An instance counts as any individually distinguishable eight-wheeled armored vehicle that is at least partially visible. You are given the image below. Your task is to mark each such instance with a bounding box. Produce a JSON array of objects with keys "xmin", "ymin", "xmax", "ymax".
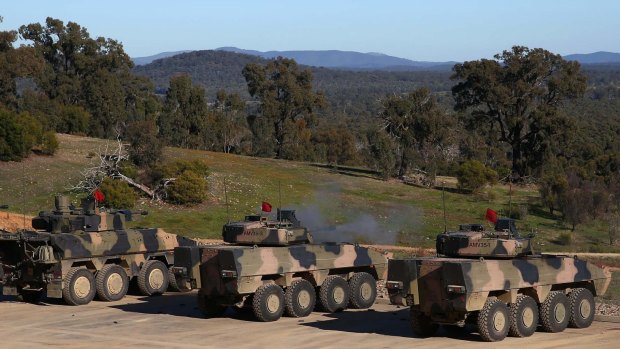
[
  {"xmin": 0, "ymin": 195, "xmax": 198, "ymax": 305},
  {"xmin": 387, "ymin": 218, "xmax": 612, "ymax": 341},
  {"xmin": 173, "ymin": 209, "xmax": 389, "ymax": 322}
]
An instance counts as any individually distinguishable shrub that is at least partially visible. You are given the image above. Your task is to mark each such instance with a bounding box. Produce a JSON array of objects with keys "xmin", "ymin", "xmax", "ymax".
[
  {"xmin": 456, "ymin": 160, "xmax": 497, "ymax": 192},
  {"xmin": 99, "ymin": 177, "xmax": 138, "ymax": 209},
  {"xmin": 167, "ymin": 170, "xmax": 208, "ymax": 205},
  {"xmin": 37, "ymin": 131, "xmax": 59, "ymax": 155},
  {"xmin": 557, "ymin": 232, "xmax": 572, "ymax": 246}
]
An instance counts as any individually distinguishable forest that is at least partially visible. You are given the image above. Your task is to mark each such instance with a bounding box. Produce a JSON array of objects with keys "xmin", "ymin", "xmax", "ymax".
[{"xmin": 2, "ymin": 17, "xmax": 620, "ymax": 232}]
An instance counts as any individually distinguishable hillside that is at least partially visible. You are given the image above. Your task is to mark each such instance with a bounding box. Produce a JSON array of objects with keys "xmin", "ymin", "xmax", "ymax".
[{"xmin": 0, "ymin": 134, "xmax": 617, "ymax": 253}]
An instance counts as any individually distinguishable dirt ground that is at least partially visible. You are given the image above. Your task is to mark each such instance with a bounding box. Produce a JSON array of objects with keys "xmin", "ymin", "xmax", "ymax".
[
  {"xmin": 0, "ymin": 293, "xmax": 618, "ymax": 349},
  {"xmin": 0, "ymin": 211, "xmax": 32, "ymax": 232}
]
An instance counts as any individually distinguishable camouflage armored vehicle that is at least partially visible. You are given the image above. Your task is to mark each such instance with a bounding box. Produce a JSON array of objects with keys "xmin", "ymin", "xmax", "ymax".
[
  {"xmin": 173, "ymin": 209, "xmax": 388, "ymax": 322},
  {"xmin": 0, "ymin": 195, "xmax": 198, "ymax": 305},
  {"xmin": 387, "ymin": 218, "xmax": 612, "ymax": 342}
]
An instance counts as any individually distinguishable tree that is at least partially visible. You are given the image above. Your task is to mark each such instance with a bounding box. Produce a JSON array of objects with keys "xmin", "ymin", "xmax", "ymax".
[
  {"xmin": 206, "ymin": 90, "xmax": 249, "ymax": 153},
  {"xmin": 451, "ymin": 46, "xmax": 587, "ymax": 178},
  {"xmin": 379, "ymin": 88, "xmax": 451, "ymax": 177},
  {"xmin": 158, "ymin": 75, "xmax": 208, "ymax": 149},
  {"xmin": 18, "ymin": 17, "xmax": 153, "ymax": 138},
  {"xmin": 242, "ymin": 57, "xmax": 325, "ymax": 158},
  {"xmin": 126, "ymin": 120, "xmax": 163, "ymax": 167}
]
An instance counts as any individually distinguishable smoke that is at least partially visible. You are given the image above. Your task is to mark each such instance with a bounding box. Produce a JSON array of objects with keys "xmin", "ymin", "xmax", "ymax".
[{"xmin": 293, "ymin": 183, "xmax": 423, "ymax": 245}]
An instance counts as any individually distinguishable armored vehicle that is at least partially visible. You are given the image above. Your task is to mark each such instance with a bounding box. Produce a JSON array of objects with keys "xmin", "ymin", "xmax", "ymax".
[
  {"xmin": 387, "ymin": 219, "xmax": 612, "ymax": 342},
  {"xmin": 173, "ymin": 209, "xmax": 388, "ymax": 322},
  {"xmin": 0, "ymin": 195, "xmax": 198, "ymax": 305}
]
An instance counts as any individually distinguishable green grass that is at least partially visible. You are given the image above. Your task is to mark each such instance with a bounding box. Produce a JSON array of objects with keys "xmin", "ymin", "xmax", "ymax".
[{"xmin": 1, "ymin": 133, "xmax": 619, "ymax": 253}]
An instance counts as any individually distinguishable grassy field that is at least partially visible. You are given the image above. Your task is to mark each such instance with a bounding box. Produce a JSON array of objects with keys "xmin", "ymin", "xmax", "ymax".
[{"xmin": 1, "ymin": 133, "xmax": 619, "ymax": 253}]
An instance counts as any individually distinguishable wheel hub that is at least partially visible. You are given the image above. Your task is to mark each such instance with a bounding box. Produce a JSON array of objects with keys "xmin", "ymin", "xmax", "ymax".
[
  {"xmin": 266, "ymin": 294, "xmax": 280, "ymax": 313},
  {"xmin": 107, "ymin": 273, "xmax": 124, "ymax": 295},
  {"xmin": 333, "ymin": 286, "xmax": 345, "ymax": 304},
  {"xmin": 521, "ymin": 307, "xmax": 534, "ymax": 327},
  {"xmin": 579, "ymin": 298, "xmax": 591, "ymax": 319},
  {"xmin": 148, "ymin": 269, "xmax": 164, "ymax": 289},
  {"xmin": 74, "ymin": 275, "xmax": 91, "ymax": 298},
  {"xmin": 554, "ymin": 302, "xmax": 566, "ymax": 323},
  {"xmin": 493, "ymin": 311, "xmax": 506, "ymax": 332},
  {"xmin": 360, "ymin": 282, "xmax": 372, "ymax": 300},
  {"xmin": 297, "ymin": 289, "xmax": 311, "ymax": 308}
]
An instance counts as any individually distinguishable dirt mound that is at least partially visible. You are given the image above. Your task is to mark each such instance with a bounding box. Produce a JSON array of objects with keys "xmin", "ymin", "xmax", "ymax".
[{"xmin": 0, "ymin": 212, "xmax": 33, "ymax": 232}]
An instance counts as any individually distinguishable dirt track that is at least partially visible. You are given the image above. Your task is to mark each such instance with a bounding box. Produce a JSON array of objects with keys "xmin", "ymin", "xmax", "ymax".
[{"xmin": 1, "ymin": 293, "xmax": 618, "ymax": 349}]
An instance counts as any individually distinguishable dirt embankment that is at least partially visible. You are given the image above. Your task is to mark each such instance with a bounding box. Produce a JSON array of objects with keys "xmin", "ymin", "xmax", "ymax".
[{"xmin": 0, "ymin": 211, "xmax": 33, "ymax": 232}]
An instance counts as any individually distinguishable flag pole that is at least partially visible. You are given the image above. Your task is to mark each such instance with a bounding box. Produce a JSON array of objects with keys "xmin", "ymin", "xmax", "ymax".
[{"xmin": 278, "ymin": 181, "xmax": 282, "ymax": 222}]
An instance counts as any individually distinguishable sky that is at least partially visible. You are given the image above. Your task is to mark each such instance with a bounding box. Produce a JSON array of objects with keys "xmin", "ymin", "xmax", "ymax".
[{"xmin": 1, "ymin": 0, "xmax": 619, "ymax": 62}]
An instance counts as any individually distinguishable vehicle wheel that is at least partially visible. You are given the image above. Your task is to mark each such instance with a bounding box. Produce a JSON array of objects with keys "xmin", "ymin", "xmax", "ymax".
[
  {"xmin": 62, "ymin": 267, "xmax": 96, "ymax": 306},
  {"xmin": 410, "ymin": 308, "xmax": 439, "ymax": 338},
  {"xmin": 137, "ymin": 260, "xmax": 169, "ymax": 296},
  {"xmin": 318, "ymin": 275, "xmax": 350, "ymax": 313},
  {"xmin": 197, "ymin": 295, "xmax": 227, "ymax": 317},
  {"xmin": 285, "ymin": 279, "xmax": 316, "ymax": 317},
  {"xmin": 348, "ymin": 272, "xmax": 377, "ymax": 309},
  {"xmin": 539, "ymin": 291, "xmax": 569, "ymax": 332},
  {"xmin": 19, "ymin": 290, "xmax": 44, "ymax": 304},
  {"xmin": 568, "ymin": 288, "xmax": 595, "ymax": 328},
  {"xmin": 252, "ymin": 284, "xmax": 285, "ymax": 322},
  {"xmin": 477, "ymin": 298, "xmax": 510, "ymax": 342},
  {"xmin": 167, "ymin": 267, "xmax": 189, "ymax": 292},
  {"xmin": 509, "ymin": 295, "xmax": 538, "ymax": 337},
  {"xmin": 96, "ymin": 264, "xmax": 129, "ymax": 302}
]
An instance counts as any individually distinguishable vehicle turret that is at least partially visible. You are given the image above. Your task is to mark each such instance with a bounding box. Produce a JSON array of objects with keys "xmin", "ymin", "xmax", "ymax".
[
  {"xmin": 31, "ymin": 195, "xmax": 146, "ymax": 234},
  {"xmin": 222, "ymin": 209, "xmax": 313, "ymax": 245},
  {"xmin": 436, "ymin": 217, "xmax": 535, "ymax": 258}
]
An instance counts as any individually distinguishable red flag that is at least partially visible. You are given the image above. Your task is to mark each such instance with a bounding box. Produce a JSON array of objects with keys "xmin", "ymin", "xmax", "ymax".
[
  {"xmin": 261, "ymin": 201, "xmax": 272, "ymax": 212},
  {"xmin": 485, "ymin": 208, "xmax": 498, "ymax": 224},
  {"xmin": 94, "ymin": 189, "xmax": 105, "ymax": 203}
]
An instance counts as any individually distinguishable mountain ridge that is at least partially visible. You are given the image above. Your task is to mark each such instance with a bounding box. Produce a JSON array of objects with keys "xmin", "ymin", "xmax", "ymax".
[{"xmin": 132, "ymin": 48, "xmax": 620, "ymax": 69}]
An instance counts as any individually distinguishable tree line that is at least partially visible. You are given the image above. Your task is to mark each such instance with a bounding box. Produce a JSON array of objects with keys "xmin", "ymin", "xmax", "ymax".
[{"xmin": 2, "ymin": 17, "xmax": 620, "ymax": 231}]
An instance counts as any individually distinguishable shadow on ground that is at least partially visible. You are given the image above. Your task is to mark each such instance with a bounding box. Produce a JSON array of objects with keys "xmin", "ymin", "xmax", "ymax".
[{"xmin": 300, "ymin": 307, "xmax": 483, "ymax": 342}]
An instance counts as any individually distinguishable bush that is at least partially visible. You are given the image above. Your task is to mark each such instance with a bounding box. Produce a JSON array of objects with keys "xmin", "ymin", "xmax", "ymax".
[
  {"xmin": 126, "ymin": 120, "xmax": 163, "ymax": 167},
  {"xmin": 98, "ymin": 177, "xmax": 138, "ymax": 209},
  {"xmin": 167, "ymin": 170, "xmax": 208, "ymax": 205},
  {"xmin": 557, "ymin": 232, "xmax": 572, "ymax": 246},
  {"xmin": 37, "ymin": 131, "xmax": 59, "ymax": 155},
  {"xmin": 456, "ymin": 160, "xmax": 497, "ymax": 192}
]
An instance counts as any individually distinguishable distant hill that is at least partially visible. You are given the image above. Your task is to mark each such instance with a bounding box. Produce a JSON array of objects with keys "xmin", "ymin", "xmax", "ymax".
[
  {"xmin": 132, "ymin": 50, "xmax": 194, "ymax": 65},
  {"xmin": 132, "ymin": 50, "xmax": 453, "ymax": 116},
  {"xmin": 564, "ymin": 51, "xmax": 620, "ymax": 64},
  {"xmin": 215, "ymin": 47, "xmax": 455, "ymax": 71}
]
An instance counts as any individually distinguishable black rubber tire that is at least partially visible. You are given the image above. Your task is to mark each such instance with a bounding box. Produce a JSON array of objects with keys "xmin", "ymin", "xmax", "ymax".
[
  {"xmin": 318, "ymin": 275, "xmax": 350, "ymax": 313},
  {"xmin": 509, "ymin": 295, "xmax": 539, "ymax": 337},
  {"xmin": 348, "ymin": 272, "xmax": 377, "ymax": 309},
  {"xmin": 95, "ymin": 264, "xmax": 129, "ymax": 302},
  {"xmin": 539, "ymin": 291, "xmax": 570, "ymax": 333},
  {"xmin": 137, "ymin": 260, "xmax": 169, "ymax": 296},
  {"xmin": 167, "ymin": 267, "xmax": 190, "ymax": 292},
  {"xmin": 62, "ymin": 267, "xmax": 96, "ymax": 306},
  {"xmin": 477, "ymin": 298, "xmax": 510, "ymax": 342},
  {"xmin": 252, "ymin": 284, "xmax": 285, "ymax": 322},
  {"xmin": 410, "ymin": 308, "xmax": 439, "ymax": 338},
  {"xmin": 284, "ymin": 279, "xmax": 316, "ymax": 317},
  {"xmin": 197, "ymin": 295, "xmax": 227, "ymax": 317},
  {"xmin": 568, "ymin": 288, "xmax": 595, "ymax": 328}
]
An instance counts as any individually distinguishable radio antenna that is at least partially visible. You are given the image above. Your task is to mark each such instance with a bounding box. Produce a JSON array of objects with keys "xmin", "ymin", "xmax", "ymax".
[
  {"xmin": 442, "ymin": 181, "xmax": 447, "ymax": 233},
  {"xmin": 224, "ymin": 178, "xmax": 230, "ymax": 223},
  {"xmin": 22, "ymin": 157, "xmax": 26, "ymax": 229}
]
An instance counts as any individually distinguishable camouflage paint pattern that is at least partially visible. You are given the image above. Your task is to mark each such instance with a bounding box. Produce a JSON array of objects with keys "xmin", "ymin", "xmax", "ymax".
[
  {"xmin": 436, "ymin": 231, "xmax": 535, "ymax": 258},
  {"xmin": 388, "ymin": 256, "xmax": 611, "ymax": 321},
  {"xmin": 191, "ymin": 243, "xmax": 387, "ymax": 296},
  {"xmin": 1, "ymin": 196, "xmax": 198, "ymax": 300}
]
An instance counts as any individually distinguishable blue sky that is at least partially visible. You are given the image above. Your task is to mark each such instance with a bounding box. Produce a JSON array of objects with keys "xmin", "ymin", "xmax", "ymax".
[{"xmin": 1, "ymin": 0, "xmax": 618, "ymax": 61}]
